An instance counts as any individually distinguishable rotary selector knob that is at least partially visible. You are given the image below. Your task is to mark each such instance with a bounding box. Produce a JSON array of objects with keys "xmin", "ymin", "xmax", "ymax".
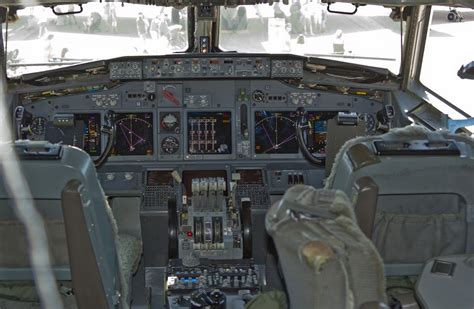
[{"xmin": 124, "ymin": 172, "xmax": 134, "ymax": 181}]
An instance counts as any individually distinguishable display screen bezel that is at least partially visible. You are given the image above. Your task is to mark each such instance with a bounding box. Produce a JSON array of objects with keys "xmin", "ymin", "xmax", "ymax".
[
  {"xmin": 109, "ymin": 111, "xmax": 156, "ymax": 160},
  {"xmin": 185, "ymin": 111, "xmax": 234, "ymax": 158},
  {"xmin": 252, "ymin": 109, "xmax": 337, "ymax": 160}
]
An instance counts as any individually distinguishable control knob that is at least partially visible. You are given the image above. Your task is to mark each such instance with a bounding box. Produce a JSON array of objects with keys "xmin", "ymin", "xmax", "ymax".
[
  {"xmin": 190, "ymin": 289, "xmax": 226, "ymax": 309},
  {"xmin": 291, "ymin": 95, "xmax": 300, "ymax": 105}
]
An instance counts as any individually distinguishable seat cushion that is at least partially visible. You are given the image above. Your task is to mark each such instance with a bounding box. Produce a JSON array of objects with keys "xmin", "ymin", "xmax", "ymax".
[
  {"xmin": 0, "ymin": 234, "xmax": 142, "ymax": 309},
  {"xmin": 245, "ymin": 290, "xmax": 287, "ymax": 309},
  {"xmin": 0, "ymin": 281, "xmax": 77, "ymax": 309}
]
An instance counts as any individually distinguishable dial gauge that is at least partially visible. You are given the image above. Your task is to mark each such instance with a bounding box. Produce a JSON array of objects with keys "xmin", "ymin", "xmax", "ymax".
[
  {"xmin": 252, "ymin": 90, "xmax": 265, "ymax": 103},
  {"xmin": 30, "ymin": 117, "xmax": 47, "ymax": 135},
  {"xmin": 160, "ymin": 112, "xmax": 180, "ymax": 133},
  {"xmin": 161, "ymin": 136, "xmax": 180, "ymax": 154},
  {"xmin": 114, "ymin": 113, "xmax": 154, "ymax": 156},
  {"xmin": 363, "ymin": 113, "xmax": 376, "ymax": 132}
]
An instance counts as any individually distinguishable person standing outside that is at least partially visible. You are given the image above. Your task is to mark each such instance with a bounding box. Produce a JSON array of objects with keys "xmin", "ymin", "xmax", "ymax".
[
  {"xmin": 109, "ymin": 3, "xmax": 118, "ymax": 33},
  {"xmin": 136, "ymin": 12, "xmax": 149, "ymax": 53},
  {"xmin": 66, "ymin": 4, "xmax": 77, "ymax": 25},
  {"xmin": 150, "ymin": 15, "xmax": 161, "ymax": 40},
  {"xmin": 38, "ymin": 8, "xmax": 48, "ymax": 38}
]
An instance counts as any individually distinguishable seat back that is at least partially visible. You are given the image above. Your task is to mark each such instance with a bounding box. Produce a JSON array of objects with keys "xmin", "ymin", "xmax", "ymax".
[
  {"xmin": 0, "ymin": 141, "xmax": 123, "ymax": 308},
  {"xmin": 266, "ymin": 185, "xmax": 387, "ymax": 309},
  {"xmin": 326, "ymin": 126, "xmax": 474, "ymax": 275}
]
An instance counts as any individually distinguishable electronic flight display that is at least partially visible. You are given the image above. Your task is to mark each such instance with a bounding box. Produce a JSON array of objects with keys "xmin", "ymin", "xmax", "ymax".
[
  {"xmin": 254, "ymin": 111, "xmax": 337, "ymax": 157},
  {"xmin": 45, "ymin": 113, "xmax": 101, "ymax": 156},
  {"xmin": 255, "ymin": 111, "xmax": 298, "ymax": 154},
  {"xmin": 306, "ymin": 111, "xmax": 338, "ymax": 158},
  {"xmin": 187, "ymin": 112, "xmax": 232, "ymax": 155},
  {"xmin": 113, "ymin": 113, "xmax": 154, "ymax": 156}
]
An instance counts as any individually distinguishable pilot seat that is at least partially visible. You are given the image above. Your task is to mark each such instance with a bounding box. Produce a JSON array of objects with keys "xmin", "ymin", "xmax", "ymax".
[
  {"xmin": 0, "ymin": 141, "xmax": 142, "ymax": 309},
  {"xmin": 325, "ymin": 125, "xmax": 474, "ymax": 274}
]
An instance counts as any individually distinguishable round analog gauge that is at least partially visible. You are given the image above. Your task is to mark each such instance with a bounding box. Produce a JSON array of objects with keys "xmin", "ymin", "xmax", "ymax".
[
  {"xmin": 160, "ymin": 113, "xmax": 180, "ymax": 133},
  {"xmin": 252, "ymin": 90, "xmax": 266, "ymax": 103},
  {"xmin": 161, "ymin": 136, "xmax": 180, "ymax": 154},
  {"xmin": 363, "ymin": 113, "xmax": 376, "ymax": 132},
  {"xmin": 30, "ymin": 117, "xmax": 47, "ymax": 135}
]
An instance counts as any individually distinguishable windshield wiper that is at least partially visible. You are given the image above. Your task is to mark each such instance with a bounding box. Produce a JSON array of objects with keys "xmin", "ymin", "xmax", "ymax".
[
  {"xmin": 17, "ymin": 61, "xmax": 107, "ymax": 85},
  {"xmin": 305, "ymin": 53, "xmax": 396, "ymax": 62},
  {"xmin": 9, "ymin": 61, "xmax": 85, "ymax": 68},
  {"xmin": 306, "ymin": 56, "xmax": 396, "ymax": 80}
]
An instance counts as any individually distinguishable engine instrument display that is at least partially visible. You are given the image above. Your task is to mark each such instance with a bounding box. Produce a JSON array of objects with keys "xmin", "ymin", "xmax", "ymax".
[
  {"xmin": 187, "ymin": 112, "xmax": 232, "ymax": 155},
  {"xmin": 254, "ymin": 111, "xmax": 337, "ymax": 157},
  {"xmin": 114, "ymin": 113, "xmax": 154, "ymax": 156},
  {"xmin": 45, "ymin": 113, "xmax": 101, "ymax": 156}
]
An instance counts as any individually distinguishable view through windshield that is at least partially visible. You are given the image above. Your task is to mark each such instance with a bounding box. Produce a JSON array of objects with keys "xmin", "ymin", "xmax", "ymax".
[
  {"xmin": 4, "ymin": 3, "xmax": 188, "ymax": 78},
  {"xmin": 219, "ymin": 3, "xmax": 403, "ymax": 73}
]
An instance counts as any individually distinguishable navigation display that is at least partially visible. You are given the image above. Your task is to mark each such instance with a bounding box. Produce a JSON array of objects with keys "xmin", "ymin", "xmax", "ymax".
[
  {"xmin": 306, "ymin": 111, "xmax": 338, "ymax": 158},
  {"xmin": 113, "ymin": 113, "xmax": 154, "ymax": 156},
  {"xmin": 254, "ymin": 111, "xmax": 337, "ymax": 156},
  {"xmin": 187, "ymin": 112, "xmax": 232, "ymax": 155},
  {"xmin": 255, "ymin": 111, "xmax": 298, "ymax": 154}
]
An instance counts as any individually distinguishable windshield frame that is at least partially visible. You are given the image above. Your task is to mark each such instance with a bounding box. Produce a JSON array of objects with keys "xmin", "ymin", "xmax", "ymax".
[{"xmin": 405, "ymin": 4, "xmax": 472, "ymax": 120}]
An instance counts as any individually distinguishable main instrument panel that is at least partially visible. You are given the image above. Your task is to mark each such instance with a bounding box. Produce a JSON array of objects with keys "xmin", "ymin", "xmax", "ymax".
[
  {"xmin": 18, "ymin": 58, "xmax": 385, "ymax": 165},
  {"xmin": 21, "ymin": 84, "xmax": 381, "ymax": 158}
]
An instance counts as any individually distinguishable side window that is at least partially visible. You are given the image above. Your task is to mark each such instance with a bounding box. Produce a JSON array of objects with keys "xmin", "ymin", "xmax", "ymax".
[{"xmin": 420, "ymin": 6, "xmax": 474, "ymax": 117}]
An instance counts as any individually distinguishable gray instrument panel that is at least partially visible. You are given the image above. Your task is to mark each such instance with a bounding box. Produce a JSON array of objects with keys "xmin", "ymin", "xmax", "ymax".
[{"xmin": 20, "ymin": 78, "xmax": 384, "ymax": 164}]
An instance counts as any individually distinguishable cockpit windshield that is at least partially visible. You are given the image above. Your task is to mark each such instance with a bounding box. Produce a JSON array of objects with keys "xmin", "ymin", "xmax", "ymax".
[
  {"xmin": 219, "ymin": 3, "xmax": 403, "ymax": 73},
  {"xmin": 4, "ymin": 3, "xmax": 188, "ymax": 78}
]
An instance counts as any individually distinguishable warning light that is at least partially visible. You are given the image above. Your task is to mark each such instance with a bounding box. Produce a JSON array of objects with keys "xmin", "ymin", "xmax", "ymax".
[{"xmin": 187, "ymin": 231, "xmax": 193, "ymax": 237}]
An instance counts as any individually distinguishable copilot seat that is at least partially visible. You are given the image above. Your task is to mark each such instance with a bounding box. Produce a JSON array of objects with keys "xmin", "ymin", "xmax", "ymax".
[{"xmin": 326, "ymin": 125, "xmax": 474, "ymax": 275}]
